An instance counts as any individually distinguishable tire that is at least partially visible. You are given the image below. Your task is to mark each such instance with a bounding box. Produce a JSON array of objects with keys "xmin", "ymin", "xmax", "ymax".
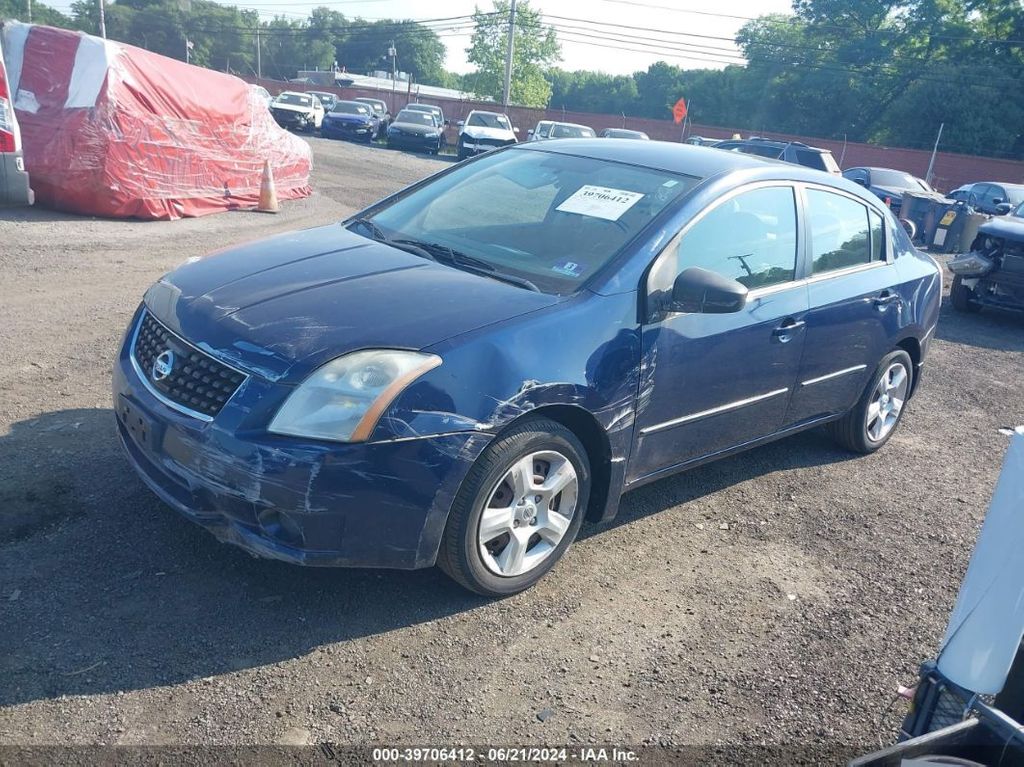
[
  {"xmin": 437, "ymin": 417, "xmax": 591, "ymax": 597},
  {"xmin": 457, "ymin": 139, "xmax": 469, "ymax": 161},
  {"xmin": 826, "ymin": 349, "xmax": 914, "ymax": 454},
  {"xmin": 950, "ymin": 275, "xmax": 981, "ymax": 313}
]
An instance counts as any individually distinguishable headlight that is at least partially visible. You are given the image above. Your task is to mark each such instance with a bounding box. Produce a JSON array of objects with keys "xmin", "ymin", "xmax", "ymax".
[{"xmin": 269, "ymin": 350, "xmax": 442, "ymax": 442}]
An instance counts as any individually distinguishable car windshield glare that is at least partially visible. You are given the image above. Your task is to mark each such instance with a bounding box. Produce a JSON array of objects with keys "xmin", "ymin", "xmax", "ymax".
[
  {"xmin": 277, "ymin": 94, "xmax": 311, "ymax": 106},
  {"xmin": 363, "ymin": 148, "xmax": 700, "ymax": 294},
  {"xmin": 332, "ymin": 102, "xmax": 369, "ymax": 115},
  {"xmin": 551, "ymin": 125, "xmax": 596, "ymax": 138},
  {"xmin": 871, "ymin": 169, "xmax": 922, "ymax": 189},
  {"xmin": 468, "ymin": 113, "xmax": 510, "ymax": 129},
  {"xmin": 398, "ymin": 111, "xmax": 435, "ymax": 125}
]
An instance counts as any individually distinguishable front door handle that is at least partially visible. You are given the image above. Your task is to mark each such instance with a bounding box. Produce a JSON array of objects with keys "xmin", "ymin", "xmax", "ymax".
[
  {"xmin": 773, "ymin": 318, "xmax": 805, "ymax": 342},
  {"xmin": 873, "ymin": 290, "xmax": 902, "ymax": 308}
]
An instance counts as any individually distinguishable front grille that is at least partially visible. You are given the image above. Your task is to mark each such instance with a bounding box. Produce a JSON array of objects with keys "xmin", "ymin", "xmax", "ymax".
[
  {"xmin": 132, "ymin": 311, "xmax": 246, "ymax": 419},
  {"xmin": 475, "ymin": 137, "xmax": 510, "ymax": 148}
]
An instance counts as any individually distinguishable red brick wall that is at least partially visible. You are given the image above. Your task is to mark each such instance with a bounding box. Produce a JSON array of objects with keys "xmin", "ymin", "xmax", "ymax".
[{"xmin": 251, "ymin": 78, "xmax": 1024, "ymax": 193}]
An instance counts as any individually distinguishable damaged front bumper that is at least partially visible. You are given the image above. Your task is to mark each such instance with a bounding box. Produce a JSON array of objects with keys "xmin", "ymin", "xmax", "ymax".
[{"xmin": 113, "ymin": 351, "xmax": 487, "ymax": 570}]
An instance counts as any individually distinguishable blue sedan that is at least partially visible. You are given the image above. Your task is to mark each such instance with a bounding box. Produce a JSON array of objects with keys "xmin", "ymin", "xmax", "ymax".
[{"xmin": 114, "ymin": 140, "xmax": 942, "ymax": 595}]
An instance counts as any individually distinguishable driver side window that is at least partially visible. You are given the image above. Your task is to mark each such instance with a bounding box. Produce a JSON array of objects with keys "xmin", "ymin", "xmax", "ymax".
[{"xmin": 671, "ymin": 186, "xmax": 799, "ymax": 290}]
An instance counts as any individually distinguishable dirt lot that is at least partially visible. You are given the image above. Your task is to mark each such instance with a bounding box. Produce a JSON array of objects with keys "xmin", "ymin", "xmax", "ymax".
[{"xmin": 1, "ymin": 137, "xmax": 1022, "ymax": 755}]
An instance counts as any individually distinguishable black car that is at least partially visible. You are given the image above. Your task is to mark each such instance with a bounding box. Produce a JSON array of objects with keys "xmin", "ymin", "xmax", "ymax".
[
  {"xmin": 713, "ymin": 137, "xmax": 840, "ymax": 175},
  {"xmin": 949, "ymin": 200, "xmax": 1024, "ymax": 314},
  {"xmin": 354, "ymin": 97, "xmax": 391, "ymax": 131},
  {"xmin": 601, "ymin": 128, "xmax": 649, "ymax": 140},
  {"xmin": 948, "ymin": 182, "xmax": 1024, "ymax": 216},
  {"xmin": 842, "ymin": 167, "xmax": 933, "ymax": 215},
  {"xmin": 386, "ymin": 108, "xmax": 444, "ymax": 154}
]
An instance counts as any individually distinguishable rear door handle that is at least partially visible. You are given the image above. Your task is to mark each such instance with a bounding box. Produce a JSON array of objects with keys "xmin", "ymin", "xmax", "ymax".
[
  {"xmin": 873, "ymin": 291, "xmax": 902, "ymax": 308},
  {"xmin": 773, "ymin": 318, "xmax": 805, "ymax": 342}
]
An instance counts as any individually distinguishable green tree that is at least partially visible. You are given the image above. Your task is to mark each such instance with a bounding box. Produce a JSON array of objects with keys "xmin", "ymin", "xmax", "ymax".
[
  {"xmin": 338, "ymin": 19, "xmax": 447, "ymax": 85},
  {"xmin": 465, "ymin": 0, "xmax": 560, "ymax": 106},
  {"xmin": 0, "ymin": 0, "xmax": 73, "ymax": 27}
]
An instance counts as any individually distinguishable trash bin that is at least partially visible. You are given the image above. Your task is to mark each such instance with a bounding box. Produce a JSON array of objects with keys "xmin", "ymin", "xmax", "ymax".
[{"xmin": 901, "ymin": 191, "xmax": 949, "ymax": 245}]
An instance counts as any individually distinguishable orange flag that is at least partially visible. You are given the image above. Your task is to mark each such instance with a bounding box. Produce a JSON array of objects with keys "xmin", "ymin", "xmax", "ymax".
[{"xmin": 672, "ymin": 97, "xmax": 688, "ymax": 124}]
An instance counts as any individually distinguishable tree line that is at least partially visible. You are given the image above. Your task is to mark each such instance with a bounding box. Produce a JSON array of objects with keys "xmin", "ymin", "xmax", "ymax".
[{"xmin": 1, "ymin": 0, "xmax": 1022, "ymax": 160}]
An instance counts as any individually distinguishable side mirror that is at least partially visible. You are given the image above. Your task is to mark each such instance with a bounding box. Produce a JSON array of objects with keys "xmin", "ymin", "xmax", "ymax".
[
  {"xmin": 853, "ymin": 178, "xmax": 868, "ymax": 187},
  {"xmin": 513, "ymin": 127, "xmax": 520, "ymax": 133},
  {"xmin": 670, "ymin": 267, "xmax": 748, "ymax": 314},
  {"xmin": 456, "ymin": 120, "xmax": 464, "ymax": 128},
  {"xmin": 992, "ymin": 197, "xmax": 1004, "ymax": 205},
  {"xmin": 996, "ymin": 202, "xmax": 1013, "ymax": 215},
  {"xmin": 527, "ymin": 129, "xmax": 534, "ymax": 137}
]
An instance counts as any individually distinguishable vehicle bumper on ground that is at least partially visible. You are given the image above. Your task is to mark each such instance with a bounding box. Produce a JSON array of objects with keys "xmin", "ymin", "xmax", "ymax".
[
  {"xmin": 112, "ymin": 326, "xmax": 486, "ymax": 569},
  {"xmin": 0, "ymin": 150, "xmax": 33, "ymax": 206}
]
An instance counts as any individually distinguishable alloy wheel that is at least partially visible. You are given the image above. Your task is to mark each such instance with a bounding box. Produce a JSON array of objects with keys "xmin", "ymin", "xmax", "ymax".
[
  {"xmin": 866, "ymin": 361, "xmax": 909, "ymax": 442},
  {"xmin": 477, "ymin": 450, "xmax": 579, "ymax": 577}
]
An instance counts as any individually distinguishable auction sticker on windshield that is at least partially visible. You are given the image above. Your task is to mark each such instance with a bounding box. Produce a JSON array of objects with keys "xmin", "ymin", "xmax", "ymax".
[{"xmin": 556, "ymin": 185, "xmax": 645, "ymax": 221}]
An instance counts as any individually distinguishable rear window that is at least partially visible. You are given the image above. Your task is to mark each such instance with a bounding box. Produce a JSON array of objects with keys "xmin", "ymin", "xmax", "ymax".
[
  {"xmin": 468, "ymin": 113, "xmax": 510, "ymax": 130},
  {"xmin": 397, "ymin": 110, "xmax": 436, "ymax": 126},
  {"xmin": 795, "ymin": 148, "xmax": 838, "ymax": 172},
  {"xmin": 550, "ymin": 124, "xmax": 597, "ymax": 139},
  {"xmin": 738, "ymin": 144, "xmax": 784, "ymax": 159}
]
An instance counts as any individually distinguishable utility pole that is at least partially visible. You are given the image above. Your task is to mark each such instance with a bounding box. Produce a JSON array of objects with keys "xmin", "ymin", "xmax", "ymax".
[
  {"xmin": 27, "ymin": 0, "xmax": 31, "ymax": 23},
  {"xmin": 98, "ymin": 0, "xmax": 106, "ymax": 38},
  {"xmin": 255, "ymin": 25, "xmax": 262, "ymax": 79},
  {"xmin": 925, "ymin": 122, "xmax": 944, "ymax": 186},
  {"xmin": 185, "ymin": 37, "xmax": 190, "ymax": 64},
  {"xmin": 502, "ymin": 0, "xmax": 516, "ymax": 107},
  {"xmin": 388, "ymin": 40, "xmax": 396, "ymax": 79}
]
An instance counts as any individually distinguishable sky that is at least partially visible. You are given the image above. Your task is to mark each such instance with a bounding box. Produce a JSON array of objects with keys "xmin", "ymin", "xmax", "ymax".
[{"xmin": 48, "ymin": 0, "xmax": 796, "ymax": 74}]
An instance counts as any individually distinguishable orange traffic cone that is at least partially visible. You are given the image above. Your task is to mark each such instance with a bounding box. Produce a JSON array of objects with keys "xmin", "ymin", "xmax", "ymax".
[{"xmin": 256, "ymin": 160, "xmax": 279, "ymax": 213}]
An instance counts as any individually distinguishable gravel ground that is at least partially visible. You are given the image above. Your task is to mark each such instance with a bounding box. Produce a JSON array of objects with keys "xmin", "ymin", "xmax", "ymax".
[{"xmin": 1, "ymin": 137, "xmax": 1022, "ymax": 757}]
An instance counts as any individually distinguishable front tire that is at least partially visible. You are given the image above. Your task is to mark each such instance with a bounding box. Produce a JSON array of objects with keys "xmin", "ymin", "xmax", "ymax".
[
  {"xmin": 438, "ymin": 418, "xmax": 590, "ymax": 597},
  {"xmin": 826, "ymin": 349, "xmax": 913, "ymax": 454},
  {"xmin": 950, "ymin": 275, "xmax": 981, "ymax": 313}
]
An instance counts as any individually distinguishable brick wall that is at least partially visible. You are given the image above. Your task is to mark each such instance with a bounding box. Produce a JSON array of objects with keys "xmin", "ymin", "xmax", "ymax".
[{"xmin": 251, "ymin": 77, "xmax": 1024, "ymax": 193}]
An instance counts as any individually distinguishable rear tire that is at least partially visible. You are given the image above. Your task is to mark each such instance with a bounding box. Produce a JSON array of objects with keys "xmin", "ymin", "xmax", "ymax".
[
  {"xmin": 437, "ymin": 418, "xmax": 590, "ymax": 597},
  {"xmin": 825, "ymin": 349, "xmax": 913, "ymax": 454},
  {"xmin": 950, "ymin": 275, "xmax": 981, "ymax": 313}
]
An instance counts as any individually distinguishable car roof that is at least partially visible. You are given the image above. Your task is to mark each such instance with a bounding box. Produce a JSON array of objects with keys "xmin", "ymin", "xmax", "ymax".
[
  {"xmin": 551, "ymin": 121, "xmax": 592, "ymax": 129},
  {"xmin": 407, "ymin": 103, "xmax": 441, "ymax": 111},
  {"xmin": 515, "ymin": 138, "xmax": 869, "ymax": 188},
  {"xmin": 335, "ymin": 100, "xmax": 369, "ymax": 107},
  {"xmin": 277, "ymin": 91, "xmax": 310, "ymax": 97},
  {"xmin": 468, "ymin": 110, "xmax": 507, "ymax": 117},
  {"xmin": 355, "ymin": 97, "xmax": 384, "ymax": 102}
]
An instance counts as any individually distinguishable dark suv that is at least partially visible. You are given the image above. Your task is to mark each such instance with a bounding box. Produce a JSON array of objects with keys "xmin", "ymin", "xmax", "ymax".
[{"xmin": 713, "ymin": 137, "xmax": 840, "ymax": 175}]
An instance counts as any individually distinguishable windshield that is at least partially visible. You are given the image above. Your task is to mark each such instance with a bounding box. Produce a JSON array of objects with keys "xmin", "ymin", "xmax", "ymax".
[
  {"xmin": 1007, "ymin": 187, "xmax": 1024, "ymax": 205},
  {"xmin": 397, "ymin": 110, "xmax": 436, "ymax": 126},
  {"xmin": 871, "ymin": 169, "xmax": 924, "ymax": 189},
  {"xmin": 468, "ymin": 113, "xmax": 510, "ymax": 130},
  {"xmin": 332, "ymin": 102, "xmax": 370, "ymax": 115},
  {"xmin": 357, "ymin": 100, "xmax": 385, "ymax": 113},
  {"xmin": 550, "ymin": 124, "xmax": 596, "ymax": 139},
  {"xmin": 360, "ymin": 148, "xmax": 700, "ymax": 294},
  {"xmin": 276, "ymin": 93, "xmax": 312, "ymax": 107}
]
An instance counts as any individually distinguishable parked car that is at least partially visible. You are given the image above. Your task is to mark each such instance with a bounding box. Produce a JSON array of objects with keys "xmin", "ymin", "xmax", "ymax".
[
  {"xmin": 842, "ymin": 166, "xmax": 933, "ymax": 215},
  {"xmin": 307, "ymin": 90, "xmax": 338, "ymax": 112},
  {"xmin": 0, "ymin": 32, "xmax": 32, "ymax": 206},
  {"xmin": 386, "ymin": 108, "xmax": 444, "ymax": 154},
  {"xmin": 320, "ymin": 100, "xmax": 379, "ymax": 143},
  {"xmin": 354, "ymin": 97, "xmax": 391, "ymax": 131},
  {"xmin": 114, "ymin": 141, "xmax": 941, "ymax": 596},
  {"xmin": 456, "ymin": 110, "xmax": 517, "ymax": 160},
  {"xmin": 547, "ymin": 122, "xmax": 597, "ymax": 139},
  {"xmin": 269, "ymin": 91, "xmax": 324, "ymax": 132},
  {"xmin": 948, "ymin": 200, "xmax": 1024, "ymax": 314},
  {"xmin": 404, "ymin": 103, "xmax": 445, "ymax": 129},
  {"xmin": 713, "ymin": 137, "xmax": 840, "ymax": 175},
  {"xmin": 602, "ymin": 128, "xmax": 650, "ymax": 140},
  {"xmin": 948, "ymin": 182, "xmax": 1024, "ymax": 216},
  {"xmin": 249, "ymin": 85, "xmax": 273, "ymax": 109},
  {"xmin": 528, "ymin": 120, "xmax": 554, "ymax": 141}
]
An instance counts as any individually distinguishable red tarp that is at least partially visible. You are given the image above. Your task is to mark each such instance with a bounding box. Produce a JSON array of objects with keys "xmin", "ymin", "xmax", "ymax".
[{"xmin": 0, "ymin": 22, "xmax": 312, "ymax": 219}]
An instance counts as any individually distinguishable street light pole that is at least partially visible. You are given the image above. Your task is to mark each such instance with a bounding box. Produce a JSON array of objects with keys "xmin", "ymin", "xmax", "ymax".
[
  {"xmin": 925, "ymin": 122, "xmax": 944, "ymax": 186},
  {"xmin": 501, "ymin": 0, "xmax": 516, "ymax": 107},
  {"xmin": 98, "ymin": 0, "xmax": 106, "ymax": 38}
]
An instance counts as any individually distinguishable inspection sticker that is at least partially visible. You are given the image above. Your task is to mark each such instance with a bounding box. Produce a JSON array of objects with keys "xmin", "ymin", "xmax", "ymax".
[{"xmin": 556, "ymin": 185, "xmax": 645, "ymax": 221}]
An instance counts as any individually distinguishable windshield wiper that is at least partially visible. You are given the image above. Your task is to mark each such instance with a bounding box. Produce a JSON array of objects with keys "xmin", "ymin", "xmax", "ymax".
[
  {"xmin": 347, "ymin": 219, "xmax": 437, "ymax": 262},
  {"xmin": 392, "ymin": 239, "xmax": 541, "ymax": 293}
]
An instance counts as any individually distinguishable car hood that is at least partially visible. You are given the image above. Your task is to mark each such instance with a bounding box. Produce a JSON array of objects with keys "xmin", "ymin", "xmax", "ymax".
[
  {"xmin": 145, "ymin": 225, "xmax": 558, "ymax": 383},
  {"xmin": 325, "ymin": 112, "xmax": 373, "ymax": 124},
  {"xmin": 271, "ymin": 103, "xmax": 315, "ymax": 116},
  {"xmin": 462, "ymin": 125, "xmax": 515, "ymax": 141},
  {"xmin": 979, "ymin": 215, "xmax": 1024, "ymax": 242},
  {"xmin": 391, "ymin": 122, "xmax": 437, "ymax": 136}
]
